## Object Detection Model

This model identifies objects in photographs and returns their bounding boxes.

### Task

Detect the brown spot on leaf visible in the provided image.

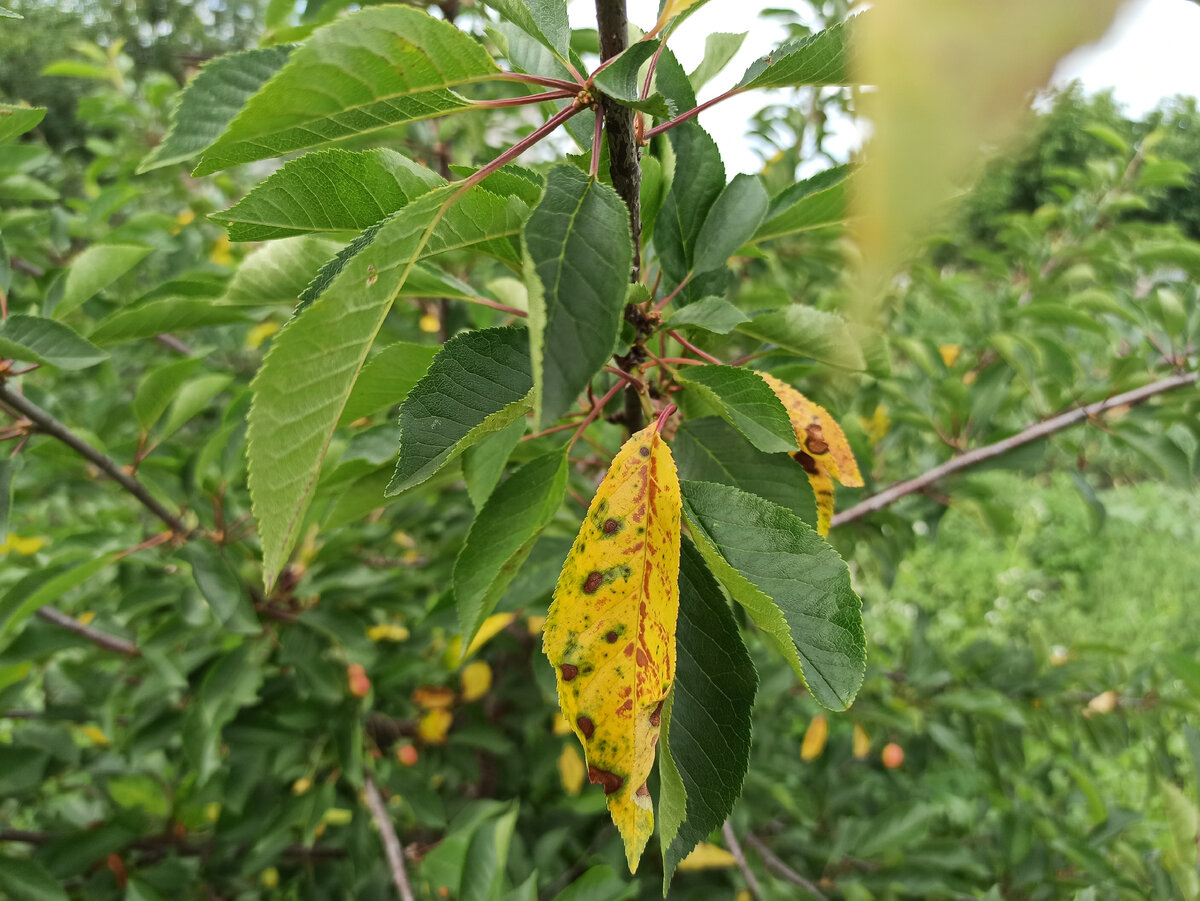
[636,648,648,667]
[793,451,819,474]
[577,715,595,739]
[603,518,619,534]
[560,664,578,682]
[624,641,635,657]
[805,424,830,455]
[605,631,619,643]
[638,446,650,457]
[650,700,664,727]
[588,766,624,795]
[583,572,602,594]
[636,783,650,798]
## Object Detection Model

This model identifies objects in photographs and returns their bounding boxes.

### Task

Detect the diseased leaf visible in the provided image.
[692,173,768,274]
[54,244,152,319]
[524,165,632,427]
[591,42,675,119]
[543,422,681,873]
[138,46,293,172]
[659,538,757,889]
[680,480,864,710]
[195,7,499,175]
[389,325,533,495]
[455,450,568,646]
[0,104,47,143]
[215,148,442,241]
[0,315,108,370]
[738,19,855,90]
[89,299,249,344]
[736,305,866,370]
[339,341,438,425]
[756,370,863,535]
[675,365,798,454]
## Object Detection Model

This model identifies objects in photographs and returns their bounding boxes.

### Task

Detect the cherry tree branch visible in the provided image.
[364,775,415,901]
[742,832,830,901]
[644,88,743,140]
[832,371,1198,528]
[34,607,140,656]
[723,821,765,901]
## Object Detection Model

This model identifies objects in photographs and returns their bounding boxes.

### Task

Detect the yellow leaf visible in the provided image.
[558,744,586,796]
[411,686,456,709]
[321,808,353,825]
[460,661,492,701]
[77,611,96,626]
[853,723,871,759]
[209,234,233,266]
[0,534,48,555]
[552,713,572,736]
[938,344,961,368]
[81,725,109,746]
[204,802,221,822]
[677,842,737,871]
[526,615,547,636]
[805,468,835,538]
[175,209,195,227]
[543,422,681,873]
[446,611,519,666]
[417,709,453,744]
[1086,690,1119,716]
[860,404,890,446]
[367,623,410,642]
[245,319,281,349]
[801,714,829,761]
[419,314,440,333]
[735,892,753,901]
[653,0,704,32]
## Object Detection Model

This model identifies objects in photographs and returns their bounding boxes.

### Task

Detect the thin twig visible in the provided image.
[742,832,830,901]
[34,607,140,656]
[723,821,764,901]
[494,72,582,91]
[154,334,192,355]
[667,330,724,365]
[364,775,415,901]
[0,381,187,534]
[832,371,1198,528]
[644,88,743,140]
[472,89,575,109]
[567,381,624,453]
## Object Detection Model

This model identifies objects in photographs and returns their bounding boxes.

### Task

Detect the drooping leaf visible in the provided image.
[338,341,439,425]
[0,315,108,369]
[389,325,533,495]
[219,236,345,307]
[665,297,749,335]
[138,46,293,172]
[737,19,855,90]
[194,7,499,175]
[659,537,757,890]
[591,42,675,119]
[751,165,851,245]
[0,105,47,143]
[455,450,568,646]
[680,480,865,710]
[675,366,798,453]
[215,148,442,241]
[89,299,250,344]
[178,543,260,634]
[54,244,152,319]
[524,165,632,427]
[691,173,768,274]
[483,0,571,60]
[755,370,863,535]
[736,305,866,370]
[543,422,681,873]
[654,124,725,285]
[462,416,526,508]
[689,32,747,92]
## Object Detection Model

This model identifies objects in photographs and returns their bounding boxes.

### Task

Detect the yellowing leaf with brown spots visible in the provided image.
[543,422,681,873]
[756,371,863,535]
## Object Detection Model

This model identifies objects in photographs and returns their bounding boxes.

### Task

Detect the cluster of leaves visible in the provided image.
[0,0,1197,898]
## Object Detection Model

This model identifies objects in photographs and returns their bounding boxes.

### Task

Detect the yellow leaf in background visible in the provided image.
[417,708,453,744]
[558,744,586,796]
[77,611,96,626]
[756,372,862,536]
[938,344,961,368]
[321,808,353,825]
[460,661,493,701]
[446,611,518,666]
[526,615,547,636]
[1086,690,1119,716]
[860,404,890,446]
[851,0,1124,315]
[552,712,572,736]
[419,314,440,333]
[0,534,48,555]
[209,234,233,267]
[735,892,752,901]
[204,802,221,822]
[367,623,410,642]
[81,725,109,746]
[677,842,737,871]
[245,319,280,349]
[411,686,456,709]
[801,714,829,761]
[653,0,704,32]
[853,723,871,760]
[543,422,682,873]
[175,209,195,227]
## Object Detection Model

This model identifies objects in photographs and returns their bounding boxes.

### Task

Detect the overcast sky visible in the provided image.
[567,0,1200,174]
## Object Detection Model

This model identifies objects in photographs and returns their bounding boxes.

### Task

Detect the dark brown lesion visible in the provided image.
[583,571,603,593]
[588,766,624,795]
[602,518,621,535]
[560,664,579,682]
[638,446,650,458]
[649,699,664,727]
[793,451,819,474]
[577,715,595,739]
[636,783,650,797]
[805,423,829,455]
[605,630,619,643]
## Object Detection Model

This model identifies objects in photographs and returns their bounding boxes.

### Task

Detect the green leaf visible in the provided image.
[0,457,13,536]
[665,297,749,334]
[0,315,108,369]
[158,374,233,441]
[660,537,758,890]
[692,173,768,274]
[0,7,22,17]
[524,165,632,427]
[339,341,439,425]
[0,855,69,901]
[680,480,865,709]
[178,543,260,634]
[219,236,345,307]
[54,244,152,319]
[462,416,526,508]
[139,46,293,172]
[133,357,202,431]
[737,20,854,89]
[690,32,747,92]
[654,124,725,285]
[0,552,122,639]
[182,642,268,781]
[752,165,851,245]
[89,299,249,344]
[389,325,533,495]
[651,47,696,118]
[454,451,567,645]
[460,803,520,901]
[0,105,46,143]
[675,366,798,453]
[552,866,637,901]
[215,148,442,241]
[736,305,866,370]
[0,232,10,295]
[673,417,816,525]
[483,0,571,60]
[194,7,499,175]
[591,42,675,119]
